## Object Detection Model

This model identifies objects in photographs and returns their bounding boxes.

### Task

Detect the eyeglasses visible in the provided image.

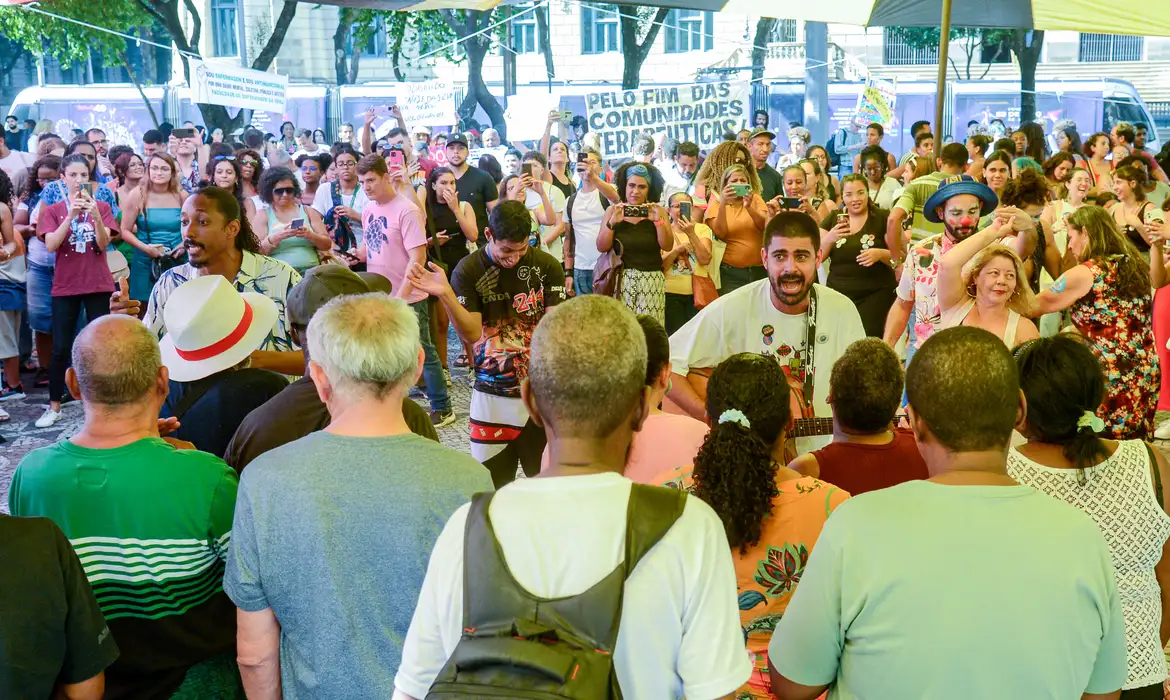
[336,160,357,168]
[273,187,297,197]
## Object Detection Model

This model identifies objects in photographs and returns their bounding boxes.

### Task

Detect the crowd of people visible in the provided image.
[1,102,1170,700]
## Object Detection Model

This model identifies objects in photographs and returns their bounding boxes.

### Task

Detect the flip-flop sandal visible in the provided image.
[454,354,469,368]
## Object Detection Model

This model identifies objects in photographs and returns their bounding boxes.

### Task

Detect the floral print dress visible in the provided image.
[1070,258,1159,439]
[653,468,848,699]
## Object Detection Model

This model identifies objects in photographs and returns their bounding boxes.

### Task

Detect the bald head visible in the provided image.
[528,296,646,438]
[71,316,163,406]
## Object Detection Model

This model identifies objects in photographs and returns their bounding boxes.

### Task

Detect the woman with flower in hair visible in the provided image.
[1008,333,1170,700]
[1033,205,1157,439]
[652,352,848,700]
[597,161,672,325]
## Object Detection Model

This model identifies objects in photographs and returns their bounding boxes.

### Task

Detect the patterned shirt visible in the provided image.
[145,251,302,353]
[895,233,954,349]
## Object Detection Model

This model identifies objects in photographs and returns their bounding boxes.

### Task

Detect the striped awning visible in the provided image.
[305,0,1170,36]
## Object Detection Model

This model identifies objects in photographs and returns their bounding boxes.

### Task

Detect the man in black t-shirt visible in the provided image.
[446,134,499,240]
[408,200,565,486]
[0,515,119,699]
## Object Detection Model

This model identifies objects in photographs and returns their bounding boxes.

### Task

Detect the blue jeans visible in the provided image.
[411,300,449,413]
[573,269,594,296]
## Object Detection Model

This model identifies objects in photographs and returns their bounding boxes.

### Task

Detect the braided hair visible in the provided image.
[693,353,790,553]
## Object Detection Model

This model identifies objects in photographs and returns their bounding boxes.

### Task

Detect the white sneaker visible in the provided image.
[35,408,63,428]
[0,407,9,422]
[1156,421,1170,441]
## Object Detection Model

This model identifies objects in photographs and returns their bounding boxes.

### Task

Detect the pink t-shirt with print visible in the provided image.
[362,192,428,304]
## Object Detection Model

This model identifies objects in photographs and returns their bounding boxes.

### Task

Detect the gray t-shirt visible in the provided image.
[223,431,492,699]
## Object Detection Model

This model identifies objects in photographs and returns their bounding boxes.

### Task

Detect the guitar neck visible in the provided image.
[790,417,834,438]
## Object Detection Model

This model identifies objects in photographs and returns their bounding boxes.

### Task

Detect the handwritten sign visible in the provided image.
[852,77,897,129]
[189,60,287,112]
[585,81,749,159]
[398,79,456,128]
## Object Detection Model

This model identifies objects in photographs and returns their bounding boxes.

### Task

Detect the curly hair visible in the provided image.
[1000,169,1049,208]
[692,353,790,554]
[859,145,890,177]
[1083,132,1111,159]
[236,149,264,188]
[488,199,534,243]
[193,185,260,254]
[695,141,759,200]
[0,169,13,208]
[23,154,59,204]
[1067,205,1150,298]
[613,161,665,204]
[1112,164,1148,202]
[259,166,301,204]
[295,151,333,173]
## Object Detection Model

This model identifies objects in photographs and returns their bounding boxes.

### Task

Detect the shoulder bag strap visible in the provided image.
[1144,441,1164,509]
[801,286,818,410]
[623,484,686,579]
[171,378,217,422]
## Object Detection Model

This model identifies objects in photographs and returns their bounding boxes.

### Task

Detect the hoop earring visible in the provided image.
[966,282,977,298]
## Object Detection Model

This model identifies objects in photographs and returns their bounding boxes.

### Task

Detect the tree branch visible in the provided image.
[180,0,201,51]
[637,6,671,60]
[251,0,297,70]
[438,9,461,34]
[134,0,171,40]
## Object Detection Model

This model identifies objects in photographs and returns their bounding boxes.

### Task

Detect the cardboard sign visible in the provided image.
[852,77,897,129]
[189,60,287,112]
[585,81,749,159]
[398,79,456,127]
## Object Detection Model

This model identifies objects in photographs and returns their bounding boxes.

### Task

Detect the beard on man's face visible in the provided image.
[769,269,813,306]
[945,219,979,242]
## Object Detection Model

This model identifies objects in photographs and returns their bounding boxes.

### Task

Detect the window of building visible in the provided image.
[211,0,239,58]
[581,3,620,55]
[882,27,938,66]
[664,9,713,53]
[769,19,798,44]
[1078,33,1144,62]
[349,14,387,58]
[511,2,546,54]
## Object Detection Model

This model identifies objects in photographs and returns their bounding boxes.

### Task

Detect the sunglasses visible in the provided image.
[240,159,259,166]
[273,187,297,197]
[214,154,236,162]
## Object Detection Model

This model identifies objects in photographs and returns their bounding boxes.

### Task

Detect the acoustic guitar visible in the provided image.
[685,368,833,461]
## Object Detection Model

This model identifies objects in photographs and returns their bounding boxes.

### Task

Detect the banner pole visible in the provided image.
[933,0,953,147]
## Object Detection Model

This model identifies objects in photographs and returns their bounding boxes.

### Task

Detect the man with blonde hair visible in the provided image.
[224,293,490,700]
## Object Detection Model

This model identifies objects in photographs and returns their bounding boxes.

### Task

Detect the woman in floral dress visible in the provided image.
[1033,205,1158,439]
[818,174,896,337]
[652,353,848,700]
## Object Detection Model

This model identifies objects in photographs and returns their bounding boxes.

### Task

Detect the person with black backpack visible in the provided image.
[564,147,619,296]
[393,295,750,700]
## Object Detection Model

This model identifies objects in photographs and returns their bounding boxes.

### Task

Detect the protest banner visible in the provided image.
[189,60,287,112]
[852,77,897,129]
[468,145,509,164]
[585,81,749,159]
[398,79,456,127]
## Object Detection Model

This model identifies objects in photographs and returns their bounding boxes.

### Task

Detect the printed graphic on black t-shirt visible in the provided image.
[451,247,565,398]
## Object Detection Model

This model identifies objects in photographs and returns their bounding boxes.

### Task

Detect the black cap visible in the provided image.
[446,134,469,149]
[286,265,385,327]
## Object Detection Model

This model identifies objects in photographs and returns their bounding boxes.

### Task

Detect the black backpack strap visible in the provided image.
[170,377,217,423]
[461,492,499,632]
[622,484,686,578]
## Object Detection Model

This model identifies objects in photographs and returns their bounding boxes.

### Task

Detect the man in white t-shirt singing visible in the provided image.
[667,210,865,454]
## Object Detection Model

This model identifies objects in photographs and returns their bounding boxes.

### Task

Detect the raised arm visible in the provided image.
[1032,264,1094,316]
[937,220,1008,312]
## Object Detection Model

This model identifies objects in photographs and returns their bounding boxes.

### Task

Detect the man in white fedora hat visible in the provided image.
[110,187,306,376]
[157,274,292,459]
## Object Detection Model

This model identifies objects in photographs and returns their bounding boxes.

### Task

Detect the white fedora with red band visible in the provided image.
[159,275,279,382]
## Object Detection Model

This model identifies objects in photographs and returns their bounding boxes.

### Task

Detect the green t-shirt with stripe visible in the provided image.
[9,437,238,695]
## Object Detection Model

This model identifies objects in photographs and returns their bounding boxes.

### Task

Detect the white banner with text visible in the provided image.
[189,60,287,112]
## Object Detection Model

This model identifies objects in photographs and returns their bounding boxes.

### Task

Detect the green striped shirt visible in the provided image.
[9,437,237,621]
[893,171,947,243]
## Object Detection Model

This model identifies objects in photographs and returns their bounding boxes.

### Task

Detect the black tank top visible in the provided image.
[551,173,575,201]
[429,203,465,248]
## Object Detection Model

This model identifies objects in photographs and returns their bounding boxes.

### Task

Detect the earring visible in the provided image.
[966,282,977,298]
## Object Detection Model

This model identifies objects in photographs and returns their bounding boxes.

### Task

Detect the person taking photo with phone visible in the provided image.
[564,147,619,296]
[597,162,672,325]
[709,163,767,296]
[34,153,116,428]
[663,192,714,333]
[258,166,332,274]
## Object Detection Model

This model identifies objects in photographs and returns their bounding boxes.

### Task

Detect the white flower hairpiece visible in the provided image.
[718,408,751,429]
